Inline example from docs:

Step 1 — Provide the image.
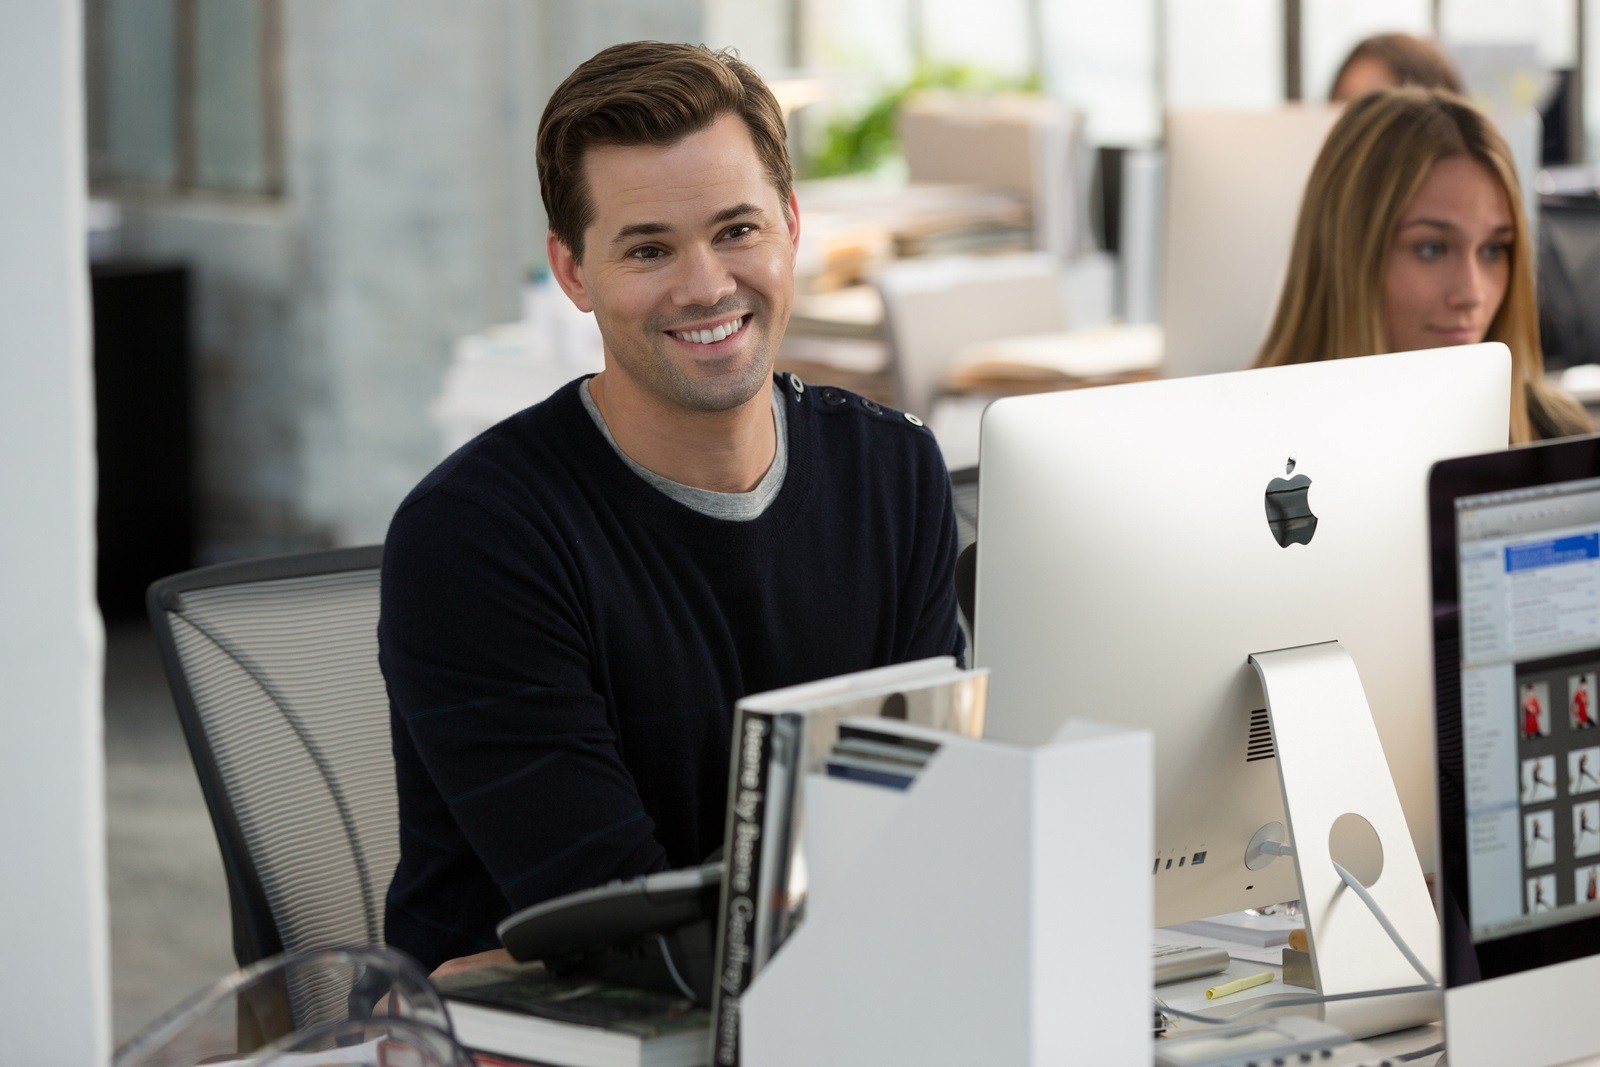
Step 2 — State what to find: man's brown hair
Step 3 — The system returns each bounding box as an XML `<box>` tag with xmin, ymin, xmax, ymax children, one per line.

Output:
<box><xmin>536</xmin><ymin>41</ymin><xmax>792</xmax><ymax>260</ymax></box>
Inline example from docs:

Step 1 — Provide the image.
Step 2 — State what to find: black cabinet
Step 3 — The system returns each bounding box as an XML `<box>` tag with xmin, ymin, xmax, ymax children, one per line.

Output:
<box><xmin>92</xmin><ymin>261</ymin><xmax>194</xmax><ymax>619</ymax></box>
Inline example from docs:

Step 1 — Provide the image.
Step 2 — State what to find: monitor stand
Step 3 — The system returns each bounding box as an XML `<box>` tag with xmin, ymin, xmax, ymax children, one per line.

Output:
<box><xmin>1246</xmin><ymin>641</ymin><xmax>1442</xmax><ymax>1038</ymax></box>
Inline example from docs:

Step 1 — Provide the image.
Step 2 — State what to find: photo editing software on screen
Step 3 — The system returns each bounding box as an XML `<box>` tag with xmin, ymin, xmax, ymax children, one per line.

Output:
<box><xmin>1457</xmin><ymin>477</ymin><xmax>1600</xmax><ymax>941</ymax></box>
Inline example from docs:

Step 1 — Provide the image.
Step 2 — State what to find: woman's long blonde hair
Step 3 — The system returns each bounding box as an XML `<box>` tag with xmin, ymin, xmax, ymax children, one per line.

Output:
<box><xmin>1254</xmin><ymin>87</ymin><xmax>1589</xmax><ymax>443</ymax></box>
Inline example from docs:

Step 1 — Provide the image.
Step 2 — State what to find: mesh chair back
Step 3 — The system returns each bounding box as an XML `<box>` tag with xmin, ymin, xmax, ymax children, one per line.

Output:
<box><xmin>951</xmin><ymin>466</ymin><xmax>979</xmax><ymax>643</ymax></box>
<box><xmin>951</xmin><ymin>466</ymin><xmax>979</xmax><ymax>553</ymax></box>
<box><xmin>147</xmin><ymin>547</ymin><xmax>396</xmax><ymax>999</ymax></box>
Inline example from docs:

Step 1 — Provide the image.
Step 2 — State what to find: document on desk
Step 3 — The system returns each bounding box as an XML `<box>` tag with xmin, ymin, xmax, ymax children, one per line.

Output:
<box><xmin>1171</xmin><ymin>915</ymin><xmax>1305</xmax><ymax>953</ymax></box>
<box><xmin>1157</xmin><ymin>928</ymin><xmax>1285</xmax><ymax>967</ymax></box>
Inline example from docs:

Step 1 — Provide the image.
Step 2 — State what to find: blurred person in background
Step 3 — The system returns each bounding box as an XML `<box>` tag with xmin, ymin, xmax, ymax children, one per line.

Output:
<box><xmin>1255</xmin><ymin>87</ymin><xmax>1589</xmax><ymax>443</ymax></box>
<box><xmin>1330</xmin><ymin>32</ymin><xmax>1464</xmax><ymax>102</ymax></box>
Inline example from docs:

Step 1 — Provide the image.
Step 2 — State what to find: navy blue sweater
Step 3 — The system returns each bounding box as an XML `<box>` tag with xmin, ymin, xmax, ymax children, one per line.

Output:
<box><xmin>379</xmin><ymin>373</ymin><xmax>964</xmax><ymax>970</ymax></box>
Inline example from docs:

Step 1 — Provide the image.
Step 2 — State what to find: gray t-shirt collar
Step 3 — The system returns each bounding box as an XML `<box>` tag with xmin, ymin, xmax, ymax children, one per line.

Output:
<box><xmin>579</xmin><ymin>376</ymin><xmax>788</xmax><ymax>521</ymax></box>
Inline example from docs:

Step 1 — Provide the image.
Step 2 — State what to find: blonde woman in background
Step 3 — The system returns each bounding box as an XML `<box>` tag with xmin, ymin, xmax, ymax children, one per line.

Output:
<box><xmin>1255</xmin><ymin>87</ymin><xmax>1590</xmax><ymax>443</ymax></box>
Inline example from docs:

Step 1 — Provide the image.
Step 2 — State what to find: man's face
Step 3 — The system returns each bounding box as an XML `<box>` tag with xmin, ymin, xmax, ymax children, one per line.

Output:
<box><xmin>549</xmin><ymin>112</ymin><xmax>800</xmax><ymax>415</ymax></box>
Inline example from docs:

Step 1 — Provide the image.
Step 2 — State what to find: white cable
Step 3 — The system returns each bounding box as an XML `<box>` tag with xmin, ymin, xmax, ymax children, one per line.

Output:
<box><xmin>653</xmin><ymin>933</ymin><xmax>697</xmax><ymax>1000</ymax></box>
<box><xmin>1258</xmin><ymin>839</ymin><xmax>1438</xmax><ymax>989</ymax></box>
<box><xmin>1157</xmin><ymin>838</ymin><xmax>1441</xmax><ymax>1029</ymax></box>
<box><xmin>1155</xmin><ymin>983</ymin><xmax>1438</xmax><ymax>1026</ymax></box>
<box><xmin>1329</xmin><ymin>858</ymin><xmax>1439</xmax><ymax>988</ymax></box>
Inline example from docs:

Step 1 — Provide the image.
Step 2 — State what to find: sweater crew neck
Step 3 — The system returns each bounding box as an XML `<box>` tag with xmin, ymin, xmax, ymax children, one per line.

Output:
<box><xmin>578</xmin><ymin>377</ymin><xmax>789</xmax><ymax>522</ymax></box>
<box><xmin>536</xmin><ymin>375</ymin><xmax>816</xmax><ymax>552</ymax></box>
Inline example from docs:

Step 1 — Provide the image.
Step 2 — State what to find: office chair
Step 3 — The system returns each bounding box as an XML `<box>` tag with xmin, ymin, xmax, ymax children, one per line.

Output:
<box><xmin>950</xmin><ymin>466</ymin><xmax>978</xmax><ymax>642</ymax></box>
<box><xmin>146</xmin><ymin>546</ymin><xmax>396</xmax><ymax>1037</ymax></box>
<box><xmin>875</xmin><ymin>252</ymin><xmax>1069</xmax><ymax>419</ymax></box>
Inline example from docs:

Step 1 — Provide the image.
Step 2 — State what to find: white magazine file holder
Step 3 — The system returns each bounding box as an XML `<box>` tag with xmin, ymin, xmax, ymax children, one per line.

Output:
<box><xmin>740</xmin><ymin>719</ymin><xmax>1152</xmax><ymax>1066</ymax></box>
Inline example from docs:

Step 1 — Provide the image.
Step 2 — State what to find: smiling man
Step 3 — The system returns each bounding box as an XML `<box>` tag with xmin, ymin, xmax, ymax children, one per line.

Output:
<box><xmin>548</xmin><ymin>108</ymin><xmax>796</xmax><ymax>492</ymax></box>
<box><xmin>378</xmin><ymin>42</ymin><xmax>965</xmax><ymax>974</ymax></box>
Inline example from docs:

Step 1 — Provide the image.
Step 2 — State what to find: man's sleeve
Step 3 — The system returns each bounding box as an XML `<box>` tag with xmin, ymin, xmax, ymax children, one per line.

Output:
<box><xmin>380</xmin><ymin>489</ymin><xmax>669</xmax><ymax>911</ymax></box>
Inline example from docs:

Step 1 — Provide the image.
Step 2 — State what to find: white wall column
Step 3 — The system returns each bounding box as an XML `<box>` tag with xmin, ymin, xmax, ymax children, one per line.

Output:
<box><xmin>0</xmin><ymin>1</ymin><xmax>110</xmax><ymax>1061</ymax></box>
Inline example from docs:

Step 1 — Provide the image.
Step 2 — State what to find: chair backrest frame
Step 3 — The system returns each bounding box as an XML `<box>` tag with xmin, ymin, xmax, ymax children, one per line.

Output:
<box><xmin>146</xmin><ymin>545</ymin><xmax>386</xmax><ymax>968</ymax></box>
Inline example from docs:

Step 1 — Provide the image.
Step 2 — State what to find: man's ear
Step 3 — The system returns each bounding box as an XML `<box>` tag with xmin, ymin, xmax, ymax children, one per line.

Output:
<box><xmin>547</xmin><ymin>231</ymin><xmax>593</xmax><ymax>313</ymax></box>
<box><xmin>785</xmin><ymin>190</ymin><xmax>801</xmax><ymax>263</ymax></box>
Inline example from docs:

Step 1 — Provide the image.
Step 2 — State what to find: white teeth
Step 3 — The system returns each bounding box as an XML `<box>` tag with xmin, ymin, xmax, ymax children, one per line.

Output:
<box><xmin>676</xmin><ymin>317</ymin><xmax>744</xmax><ymax>345</ymax></box>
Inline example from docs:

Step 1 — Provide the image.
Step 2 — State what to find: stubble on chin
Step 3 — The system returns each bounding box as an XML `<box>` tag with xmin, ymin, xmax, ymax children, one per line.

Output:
<box><xmin>644</xmin><ymin>314</ymin><xmax>776</xmax><ymax>415</ymax></box>
<box><xmin>657</xmin><ymin>344</ymin><xmax>774</xmax><ymax>414</ymax></box>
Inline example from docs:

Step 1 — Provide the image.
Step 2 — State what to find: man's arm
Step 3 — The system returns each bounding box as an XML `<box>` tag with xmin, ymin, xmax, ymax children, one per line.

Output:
<box><xmin>381</xmin><ymin>489</ymin><xmax>669</xmax><ymax>931</ymax></box>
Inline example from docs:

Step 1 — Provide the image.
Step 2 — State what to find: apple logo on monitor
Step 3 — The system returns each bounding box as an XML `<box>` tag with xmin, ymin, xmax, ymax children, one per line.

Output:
<box><xmin>1265</xmin><ymin>457</ymin><xmax>1317</xmax><ymax>547</ymax></box>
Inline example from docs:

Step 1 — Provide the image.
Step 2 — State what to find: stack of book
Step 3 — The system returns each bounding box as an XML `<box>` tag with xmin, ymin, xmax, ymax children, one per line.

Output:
<box><xmin>822</xmin><ymin>718</ymin><xmax>945</xmax><ymax>790</ymax></box>
<box><xmin>437</xmin><ymin>962</ymin><xmax>710</xmax><ymax>1067</ymax></box>
<box><xmin>1169</xmin><ymin>909</ymin><xmax>1304</xmax><ymax>949</ymax></box>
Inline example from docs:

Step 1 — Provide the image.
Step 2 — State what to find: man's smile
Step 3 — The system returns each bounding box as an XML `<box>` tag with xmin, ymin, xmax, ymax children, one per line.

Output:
<box><xmin>667</xmin><ymin>314</ymin><xmax>750</xmax><ymax>346</ymax></box>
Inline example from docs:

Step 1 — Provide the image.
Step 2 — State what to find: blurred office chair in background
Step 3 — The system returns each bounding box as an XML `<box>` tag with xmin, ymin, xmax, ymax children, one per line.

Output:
<box><xmin>876</xmin><ymin>251</ymin><xmax>1069</xmax><ymax>419</ymax></box>
<box><xmin>950</xmin><ymin>465</ymin><xmax>979</xmax><ymax>555</ymax></box>
<box><xmin>899</xmin><ymin>90</ymin><xmax>1093</xmax><ymax>265</ymax></box>
<box><xmin>146</xmin><ymin>547</ymin><xmax>396</xmax><ymax>1037</ymax></box>
<box><xmin>1540</xmin><ymin>192</ymin><xmax>1600</xmax><ymax>372</ymax></box>
<box><xmin>951</xmin><ymin>466</ymin><xmax>980</xmax><ymax>645</ymax></box>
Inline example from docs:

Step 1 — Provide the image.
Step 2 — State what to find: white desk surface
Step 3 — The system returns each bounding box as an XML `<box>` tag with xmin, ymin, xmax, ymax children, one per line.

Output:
<box><xmin>1155</xmin><ymin>955</ymin><xmax>1444</xmax><ymax>1065</ymax></box>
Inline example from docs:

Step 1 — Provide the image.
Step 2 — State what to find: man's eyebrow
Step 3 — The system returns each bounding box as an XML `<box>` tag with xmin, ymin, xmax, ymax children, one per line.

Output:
<box><xmin>608</xmin><ymin>203</ymin><xmax>771</xmax><ymax>249</ymax></box>
<box><xmin>708</xmin><ymin>202</ymin><xmax>767</xmax><ymax>226</ymax></box>
<box><xmin>609</xmin><ymin>222</ymin><xmax>670</xmax><ymax>247</ymax></box>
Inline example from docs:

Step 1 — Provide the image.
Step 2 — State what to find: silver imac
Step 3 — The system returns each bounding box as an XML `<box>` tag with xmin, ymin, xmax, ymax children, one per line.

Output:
<box><xmin>974</xmin><ymin>345</ymin><xmax>1510</xmax><ymax>1033</ymax></box>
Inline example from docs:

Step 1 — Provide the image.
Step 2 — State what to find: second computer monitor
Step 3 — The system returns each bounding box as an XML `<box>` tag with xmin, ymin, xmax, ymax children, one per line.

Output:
<box><xmin>1160</xmin><ymin>106</ymin><xmax>1338</xmax><ymax>380</ymax></box>
<box><xmin>974</xmin><ymin>345</ymin><xmax>1510</xmax><ymax>927</ymax></box>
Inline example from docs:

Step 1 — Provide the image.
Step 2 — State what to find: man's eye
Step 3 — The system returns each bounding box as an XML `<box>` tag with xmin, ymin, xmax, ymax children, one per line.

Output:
<box><xmin>722</xmin><ymin>224</ymin><xmax>755</xmax><ymax>241</ymax></box>
<box><xmin>629</xmin><ymin>245</ymin><xmax>665</xmax><ymax>261</ymax></box>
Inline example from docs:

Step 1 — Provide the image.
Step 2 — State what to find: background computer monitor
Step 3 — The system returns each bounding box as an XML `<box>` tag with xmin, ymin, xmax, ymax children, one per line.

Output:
<box><xmin>974</xmin><ymin>344</ymin><xmax>1510</xmax><ymax>927</ymax></box>
<box><xmin>1430</xmin><ymin>436</ymin><xmax>1600</xmax><ymax>1067</ymax></box>
<box><xmin>1159</xmin><ymin>107</ymin><xmax>1338</xmax><ymax>381</ymax></box>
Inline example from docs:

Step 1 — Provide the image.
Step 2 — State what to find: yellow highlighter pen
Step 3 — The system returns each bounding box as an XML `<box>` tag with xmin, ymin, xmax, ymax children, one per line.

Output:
<box><xmin>1205</xmin><ymin>970</ymin><xmax>1274</xmax><ymax>1000</ymax></box>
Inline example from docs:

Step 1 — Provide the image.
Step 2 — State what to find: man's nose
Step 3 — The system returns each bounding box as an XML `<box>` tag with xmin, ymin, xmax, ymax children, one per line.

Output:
<box><xmin>672</xmin><ymin>244</ymin><xmax>737</xmax><ymax>309</ymax></box>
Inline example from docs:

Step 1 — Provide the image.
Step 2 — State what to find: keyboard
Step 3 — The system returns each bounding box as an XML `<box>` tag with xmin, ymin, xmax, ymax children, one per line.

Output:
<box><xmin>1152</xmin><ymin>936</ymin><xmax>1232</xmax><ymax>985</ymax></box>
